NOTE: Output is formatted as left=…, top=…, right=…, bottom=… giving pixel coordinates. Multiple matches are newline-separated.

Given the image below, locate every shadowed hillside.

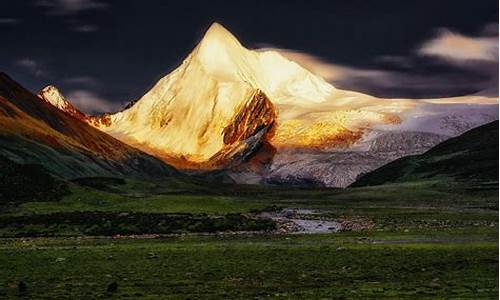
left=351, top=121, right=499, bottom=187
left=0, top=155, right=69, bottom=203
left=0, top=73, right=177, bottom=179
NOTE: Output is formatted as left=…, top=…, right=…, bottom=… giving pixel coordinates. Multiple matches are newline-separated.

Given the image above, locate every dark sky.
left=0, top=0, right=498, bottom=113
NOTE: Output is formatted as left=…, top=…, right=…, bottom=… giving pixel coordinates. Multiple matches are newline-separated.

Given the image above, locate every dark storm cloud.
left=269, top=23, right=498, bottom=98
left=72, top=24, right=99, bottom=33
left=15, top=58, right=48, bottom=78
left=35, top=0, right=109, bottom=15
left=63, top=76, right=100, bottom=86
left=0, top=18, right=21, bottom=24
left=0, top=0, right=497, bottom=113
left=35, top=0, right=107, bottom=33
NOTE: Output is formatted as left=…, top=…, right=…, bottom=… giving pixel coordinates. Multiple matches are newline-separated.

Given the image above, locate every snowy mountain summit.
left=38, top=85, right=86, bottom=120
left=90, top=22, right=349, bottom=168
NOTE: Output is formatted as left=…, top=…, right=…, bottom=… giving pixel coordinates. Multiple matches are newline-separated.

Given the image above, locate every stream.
left=259, top=208, right=342, bottom=234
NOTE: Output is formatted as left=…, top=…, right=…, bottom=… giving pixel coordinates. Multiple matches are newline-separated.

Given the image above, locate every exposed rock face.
left=202, top=89, right=277, bottom=169
left=87, top=113, right=112, bottom=128
left=367, top=131, right=448, bottom=154
left=223, top=90, right=276, bottom=145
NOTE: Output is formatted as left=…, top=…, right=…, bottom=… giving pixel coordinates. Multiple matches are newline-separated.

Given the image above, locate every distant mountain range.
left=351, top=121, right=499, bottom=187
left=1, top=23, right=498, bottom=187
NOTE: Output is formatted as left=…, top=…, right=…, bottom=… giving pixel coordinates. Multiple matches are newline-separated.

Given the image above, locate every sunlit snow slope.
left=92, top=23, right=284, bottom=168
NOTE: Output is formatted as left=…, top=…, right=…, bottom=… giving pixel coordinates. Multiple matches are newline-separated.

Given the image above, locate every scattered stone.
left=338, top=216, right=374, bottom=232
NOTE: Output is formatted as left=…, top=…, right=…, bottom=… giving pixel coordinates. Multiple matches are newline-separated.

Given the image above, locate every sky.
left=0, top=0, right=498, bottom=113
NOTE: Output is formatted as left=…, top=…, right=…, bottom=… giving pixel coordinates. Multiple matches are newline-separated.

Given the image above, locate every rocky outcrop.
left=87, top=113, right=112, bottom=127
left=207, top=89, right=277, bottom=168
left=223, top=90, right=276, bottom=145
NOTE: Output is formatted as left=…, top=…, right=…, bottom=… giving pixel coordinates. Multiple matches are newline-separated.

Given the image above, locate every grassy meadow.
left=0, top=176, right=497, bottom=299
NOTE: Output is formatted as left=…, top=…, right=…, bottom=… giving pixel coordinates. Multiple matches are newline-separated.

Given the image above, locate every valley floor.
left=0, top=178, right=498, bottom=299
left=0, top=232, right=497, bottom=299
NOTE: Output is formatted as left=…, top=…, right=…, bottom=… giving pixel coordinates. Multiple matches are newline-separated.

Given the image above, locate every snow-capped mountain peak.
left=90, top=23, right=284, bottom=167
left=194, top=23, right=252, bottom=83
left=38, top=85, right=86, bottom=120
left=196, top=22, right=243, bottom=59
left=190, top=22, right=335, bottom=104
left=91, top=22, right=345, bottom=166
left=38, top=85, right=69, bottom=110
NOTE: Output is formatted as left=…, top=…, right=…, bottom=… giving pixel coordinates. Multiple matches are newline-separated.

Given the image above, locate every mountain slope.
left=90, top=24, right=280, bottom=169
left=88, top=23, right=409, bottom=169
left=0, top=73, right=177, bottom=179
left=39, top=23, right=498, bottom=186
left=351, top=121, right=499, bottom=187
left=264, top=131, right=448, bottom=187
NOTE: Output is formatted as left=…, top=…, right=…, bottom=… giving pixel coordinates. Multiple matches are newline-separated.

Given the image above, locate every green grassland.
left=0, top=175, right=498, bottom=299
left=0, top=234, right=497, bottom=299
